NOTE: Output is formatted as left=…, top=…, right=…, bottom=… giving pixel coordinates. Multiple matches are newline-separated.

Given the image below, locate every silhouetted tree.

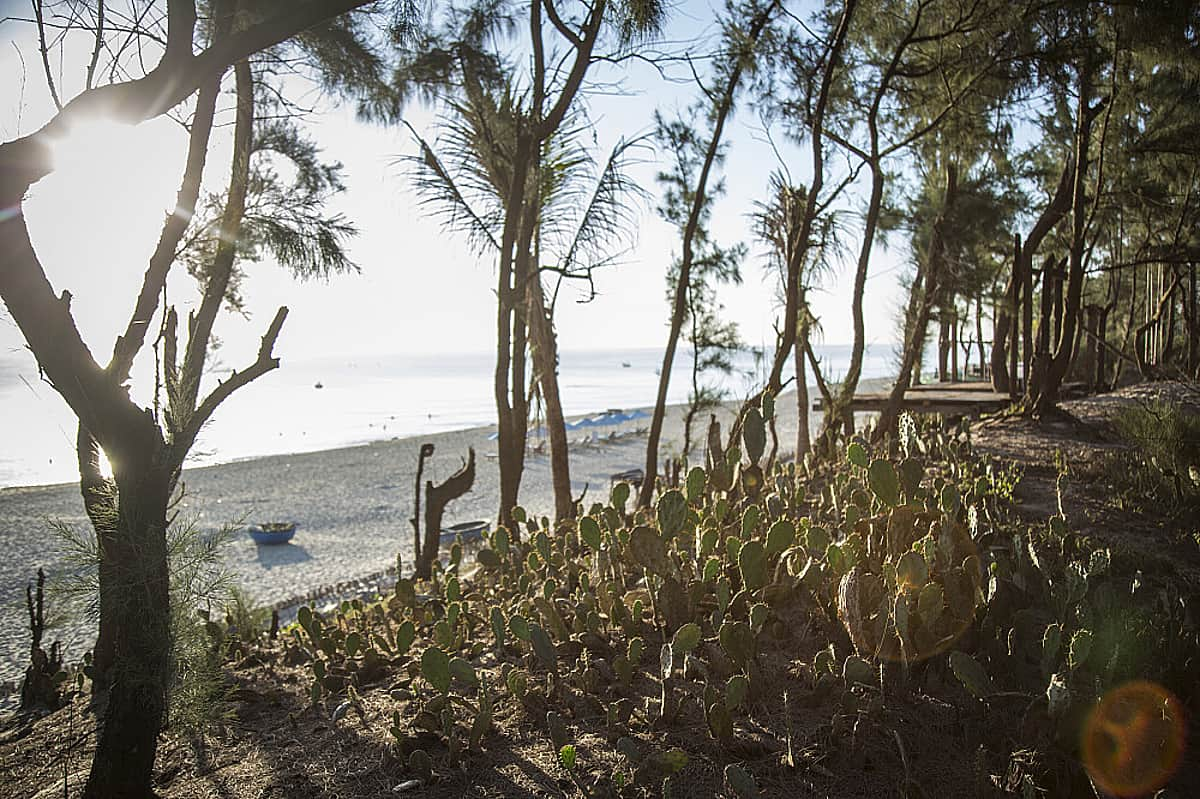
left=0, top=2, right=386, bottom=795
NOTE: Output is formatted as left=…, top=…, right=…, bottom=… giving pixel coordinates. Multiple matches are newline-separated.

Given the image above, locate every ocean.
left=0, top=344, right=892, bottom=489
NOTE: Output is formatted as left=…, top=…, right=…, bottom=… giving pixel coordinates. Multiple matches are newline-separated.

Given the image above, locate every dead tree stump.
left=20, top=568, right=64, bottom=712
left=416, top=448, right=476, bottom=579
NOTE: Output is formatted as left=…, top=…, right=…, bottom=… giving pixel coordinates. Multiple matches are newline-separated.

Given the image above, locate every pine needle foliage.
left=49, top=507, right=239, bottom=734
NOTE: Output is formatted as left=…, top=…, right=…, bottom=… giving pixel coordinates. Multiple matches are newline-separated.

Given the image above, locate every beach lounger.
left=610, top=468, right=644, bottom=489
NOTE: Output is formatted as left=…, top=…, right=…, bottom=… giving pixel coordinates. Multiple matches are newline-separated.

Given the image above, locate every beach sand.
left=0, top=382, right=888, bottom=686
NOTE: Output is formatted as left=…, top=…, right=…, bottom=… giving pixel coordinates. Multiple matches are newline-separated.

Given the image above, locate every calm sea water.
left=0, top=344, right=890, bottom=489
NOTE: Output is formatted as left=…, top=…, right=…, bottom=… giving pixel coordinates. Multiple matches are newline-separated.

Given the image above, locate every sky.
left=0, top=1, right=907, bottom=396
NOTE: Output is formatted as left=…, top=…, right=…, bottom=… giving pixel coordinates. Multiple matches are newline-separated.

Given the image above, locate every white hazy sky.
left=0, top=2, right=905, bottom=387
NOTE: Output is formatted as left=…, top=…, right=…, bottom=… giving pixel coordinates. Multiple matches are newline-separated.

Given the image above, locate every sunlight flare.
left=47, top=118, right=138, bottom=178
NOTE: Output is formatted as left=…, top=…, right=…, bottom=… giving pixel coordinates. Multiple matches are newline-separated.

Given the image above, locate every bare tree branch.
left=108, top=65, right=222, bottom=384
left=86, top=0, right=106, bottom=90
left=542, top=0, right=583, bottom=49
left=176, top=305, right=288, bottom=457
left=33, top=0, right=63, bottom=111
left=0, top=0, right=374, bottom=205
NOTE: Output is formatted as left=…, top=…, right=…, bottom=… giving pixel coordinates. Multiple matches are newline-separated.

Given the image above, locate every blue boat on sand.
left=248, top=522, right=298, bottom=545
left=440, top=520, right=488, bottom=547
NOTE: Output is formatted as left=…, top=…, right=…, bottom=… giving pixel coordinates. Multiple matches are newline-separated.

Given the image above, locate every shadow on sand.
left=254, top=541, right=313, bottom=569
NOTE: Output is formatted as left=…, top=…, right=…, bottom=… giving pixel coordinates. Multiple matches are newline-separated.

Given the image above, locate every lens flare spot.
left=1081, top=681, right=1185, bottom=797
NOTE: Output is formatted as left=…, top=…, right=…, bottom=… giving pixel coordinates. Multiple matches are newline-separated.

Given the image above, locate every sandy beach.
left=0, top=383, right=887, bottom=686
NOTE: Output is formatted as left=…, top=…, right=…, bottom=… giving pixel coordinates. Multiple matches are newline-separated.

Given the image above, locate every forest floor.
left=2, top=381, right=1198, bottom=798
left=972, top=380, right=1200, bottom=591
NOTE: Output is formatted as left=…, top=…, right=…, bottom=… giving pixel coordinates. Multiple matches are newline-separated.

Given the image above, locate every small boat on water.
left=248, top=522, right=298, bottom=545
left=440, top=520, right=488, bottom=547
left=621, top=361, right=632, bottom=368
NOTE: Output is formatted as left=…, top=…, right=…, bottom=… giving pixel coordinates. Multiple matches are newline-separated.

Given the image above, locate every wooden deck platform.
left=813, top=382, right=1011, bottom=415
left=905, top=380, right=996, bottom=393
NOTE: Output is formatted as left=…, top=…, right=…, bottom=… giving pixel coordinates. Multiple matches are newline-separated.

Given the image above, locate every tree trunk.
left=975, top=296, right=985, bottom=380
left=950, top=308, right=959, bottom=382
left=76, top=427, right=118, bottom=690
left=1004, top=235, right=1022, bottom=395
left=411, top=443, right=434, bottom=568
left=938, top=314, right=950, bottom=382
left=1188, top=262, right=1197, bottom=376
left=1029, top=256, right=1060, bottom=402
left=527, top=274, right=573, bottom=521
left=84, top=453, right=173, bottom=799
left=1051, top=269, right=1064, bottom=355
left=992, top=281, right=1012, bottom=393
left=1014, top=160, right=1074, bottom=402
left=804, top=340, right=839, bottom=457
left=1036, top=59, right=1098, bottom=415
left=1094, top=305, right=1110, bottom=389
left=763, top=0, right=857, bottom=396
left=494, top=134, right=532, bottom=533
left=1162, top=269, right=1179, bottom=364
left=831, top=163, right=886, bottom=437
left=1081, top=306, right=1099, bottom=390
left=1135, top=270, right=1183, bottom=378
left=878, top=163, right=956, bottom=437
left=640, top=6, right=776, bottom=507
left=510, top=208, right=532, bottom=499
left=417, top=449, right=476, bottom=580
left=1022, top=243, right=1034, bottom=394
left=794, top=299, right=811, bottom=457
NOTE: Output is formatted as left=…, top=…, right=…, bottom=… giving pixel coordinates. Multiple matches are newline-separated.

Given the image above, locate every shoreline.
left=0, top=380, right=891, bottom=685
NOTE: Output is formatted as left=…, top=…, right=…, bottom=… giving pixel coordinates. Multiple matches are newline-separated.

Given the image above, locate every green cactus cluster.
left=256, top=407, right=1199, bottom=795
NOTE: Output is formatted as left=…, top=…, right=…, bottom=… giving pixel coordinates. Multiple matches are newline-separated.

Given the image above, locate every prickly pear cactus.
left=742, top=407, right=766, bottom=465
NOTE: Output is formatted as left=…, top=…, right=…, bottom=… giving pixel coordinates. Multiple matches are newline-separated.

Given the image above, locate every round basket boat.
left=439, top=520, right=488, bottom=547
left=248, top=522, right=298, bottom=545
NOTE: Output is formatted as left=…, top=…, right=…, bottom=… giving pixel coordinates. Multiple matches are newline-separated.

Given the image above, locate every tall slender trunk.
left=496, top=260, right=516, bottom=530
left=1022, top=241, right=1034, bottom=393
left=878, top=163, right=957, bottom=437
left=1162, top=270, right=1179, bottom=364
left=1029, top=256, right=1060, bottom=398
left=510, top=207, right=533, bottom=507
left=682, top=280, right=703, bottom=463
left=830, top=163, right=885, bottom=436
left=1188, top=262, right=1197, bottom=376
left=528, top=272, right=572, bottom=521
left=495, top=134, right=532, bottom=533
left=938, top=314, right=950, bottom=382
left=950, top=308, right=959, bottom=382
left=1016, top=163, right=1074, bottom=403
left=1081, top=305, right=1099, bottom=389
left=764, top=0, right=857, bottom=397
left=975, top=296, right=985, bottom=379
left=1000, top=234, right=1021, bottom=396
left=992, top=289, right=1013, bottom=393
left=1094, top=304, right=1110, bottom=388
left=804, top=340, right=838, bottom=457
left=1051, top=269, right=1064, bottom=353
left=794, top=296, right=811, bottom=456
left=1135, top=270, right=1183, bottom=377
left=1036, top=58, right=1097, bottom=414
left=639, top=3, right=778, bottom=508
